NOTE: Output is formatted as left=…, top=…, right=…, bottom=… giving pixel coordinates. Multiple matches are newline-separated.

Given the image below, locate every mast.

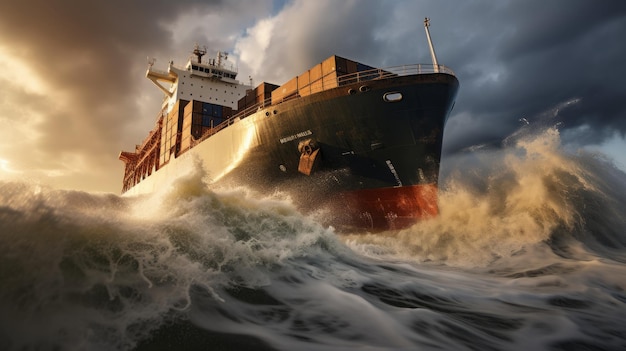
left=193, top=44, right=207, bottom=64
left=424, top=17, right=439, bottom=73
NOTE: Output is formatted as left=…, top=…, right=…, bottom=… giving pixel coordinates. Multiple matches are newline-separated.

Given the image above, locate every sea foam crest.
left=0, top=172, right=342, bottom=350
left=345, top=124, right=626, bottom=267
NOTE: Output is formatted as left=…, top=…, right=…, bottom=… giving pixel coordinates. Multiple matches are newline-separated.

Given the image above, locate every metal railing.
left=337, top=63, right=455, bottom=86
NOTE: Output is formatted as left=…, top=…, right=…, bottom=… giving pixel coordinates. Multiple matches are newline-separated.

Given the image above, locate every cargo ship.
left=119, top=19, right=459, bottom=232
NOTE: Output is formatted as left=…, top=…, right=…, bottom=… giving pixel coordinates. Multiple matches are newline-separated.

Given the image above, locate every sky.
left=0, top=0, right=625, bottom=193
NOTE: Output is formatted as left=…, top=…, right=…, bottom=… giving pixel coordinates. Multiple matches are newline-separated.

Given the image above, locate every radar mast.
left=193, top=44, right=207, bottom=64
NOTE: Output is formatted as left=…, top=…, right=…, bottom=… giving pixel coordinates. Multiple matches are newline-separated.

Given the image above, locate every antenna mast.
left=193, top=44, right=207, bottom=64
left=424, top=18, right=439, bottom=73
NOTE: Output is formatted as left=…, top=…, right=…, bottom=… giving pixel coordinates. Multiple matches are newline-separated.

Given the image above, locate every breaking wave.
left=346, top=126, right=626, bottom=268
left=1, top=125, right=626, bottom=350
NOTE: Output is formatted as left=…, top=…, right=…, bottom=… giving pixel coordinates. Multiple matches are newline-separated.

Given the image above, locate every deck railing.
left=337, top=63, right=455, bottom=86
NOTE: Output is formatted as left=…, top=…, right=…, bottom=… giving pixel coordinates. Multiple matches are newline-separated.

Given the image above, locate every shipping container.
left=309, top=77, right=324, bottom=95
left=256, top=82, right=279, bottom=96
left=179, top=134, right=191, bottom=153
left=271, top=76, right=298, bottom=104
left=322, top=71, right=339, bottom=90
left=346, top=59, right=358, bottom=75
left=192, top=100, right=204, bottom=113
left=191, top=125, right=203, bottom=139
left=183, top=99, right=194, bottom=118
left=335, top=56, right=348, bottom=74
left=265, top=56, right=373, bottom=105
left=298, top=84, right=312, bottom=97
left=223, top=106, right=233, bottom=118
left=160, top=136, right=171, bottom=165
left=322, top=56, right=336, bottom=76
left=298, top=70, right=310, bottom=87
left=202, top=115, right=224, bottom=128
left=237, top=83, right=278, bottom=110
left=310, top=64, right=322, bottom=82
left=238, top=90, right=253, bottom=110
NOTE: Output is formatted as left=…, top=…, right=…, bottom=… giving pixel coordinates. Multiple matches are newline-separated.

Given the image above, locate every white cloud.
left=234, top=0, right=384, bottom=85
left=235, top=17, right=277, bottom=77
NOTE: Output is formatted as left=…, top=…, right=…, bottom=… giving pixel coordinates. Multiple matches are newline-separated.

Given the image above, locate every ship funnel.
left=424, top=18, right=439, bottom=73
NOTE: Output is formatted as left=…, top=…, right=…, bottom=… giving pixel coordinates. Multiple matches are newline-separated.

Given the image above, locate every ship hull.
left=125, top=73, right=459, bottom=232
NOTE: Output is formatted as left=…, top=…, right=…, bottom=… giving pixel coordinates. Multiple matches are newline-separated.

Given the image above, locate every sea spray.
left=0, top=173, right=348, bottom=349
left=345, top=125, right=626, bottom=268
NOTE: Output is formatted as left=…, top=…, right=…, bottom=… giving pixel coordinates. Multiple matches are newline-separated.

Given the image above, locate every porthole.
left=383, top=92, right=403, bottom=102
left=359, top=85, right=370, bottom=92
left=348, top=88, right=356, bottom=95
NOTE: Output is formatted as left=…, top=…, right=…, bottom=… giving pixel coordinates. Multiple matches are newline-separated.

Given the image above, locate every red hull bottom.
left=335, top=183, right=439, bottom=231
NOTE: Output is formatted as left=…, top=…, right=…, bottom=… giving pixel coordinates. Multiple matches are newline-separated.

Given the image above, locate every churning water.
left=1, top=125, right=626, bottom=351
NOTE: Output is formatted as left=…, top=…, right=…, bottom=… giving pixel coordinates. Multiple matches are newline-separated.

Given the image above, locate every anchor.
left=297, top=139, right=321, bottom=175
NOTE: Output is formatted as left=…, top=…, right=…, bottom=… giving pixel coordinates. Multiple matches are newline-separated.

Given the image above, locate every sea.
left=1, top=124, right=625, bottom=351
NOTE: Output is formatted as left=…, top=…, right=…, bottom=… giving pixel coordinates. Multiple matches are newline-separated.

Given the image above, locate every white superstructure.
left=146, top=45, right=251, bottom=114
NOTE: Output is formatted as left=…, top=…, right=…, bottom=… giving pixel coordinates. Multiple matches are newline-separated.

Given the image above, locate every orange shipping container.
left=322, top=71, right=338, bottom=90
left=310, top=63, right=322, bottom=82
left=271, top=76, right=298, bottom=103
left=256, top=82, right=279, bottom=96
left=182, top=110, right=192, bottom=128
left=298, top=70, right=310, bottom=87
left=299, top=84, right=312, bottom=97
left=320, top=55, right=357, bottom=76
left=180, top=135, right=191, bottom=152
left=310, top=79, right=324, bottom=95
left=282, top=77, right=298, bottom=95
left=184, top=99, right=194, bottom=117
left=322, top=56, right=337, bottom=76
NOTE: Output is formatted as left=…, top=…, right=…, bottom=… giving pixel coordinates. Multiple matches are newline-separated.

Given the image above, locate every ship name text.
left=280, top=130, right=313, bottom=144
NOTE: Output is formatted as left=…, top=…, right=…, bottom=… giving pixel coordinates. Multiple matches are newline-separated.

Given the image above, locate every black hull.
left=219, top=73, right=459, bottom=231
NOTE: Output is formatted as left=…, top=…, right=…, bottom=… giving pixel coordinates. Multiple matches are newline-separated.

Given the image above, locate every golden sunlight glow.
left=0, top=47, right=48, bottom=94
left=213, top=119, right=256, bottom=181
left=0, top=158, right=21, bottom=174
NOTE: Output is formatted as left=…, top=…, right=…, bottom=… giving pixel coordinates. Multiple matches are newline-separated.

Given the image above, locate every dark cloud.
left=439, top=1, right=626, bottom=152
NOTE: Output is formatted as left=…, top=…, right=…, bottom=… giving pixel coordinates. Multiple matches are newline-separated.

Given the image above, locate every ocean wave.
left=344, top=126, right=626, bottom=268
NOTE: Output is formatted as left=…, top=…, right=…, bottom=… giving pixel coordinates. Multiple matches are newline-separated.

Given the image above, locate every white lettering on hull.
left=280, top=130, right=312, bottom=144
